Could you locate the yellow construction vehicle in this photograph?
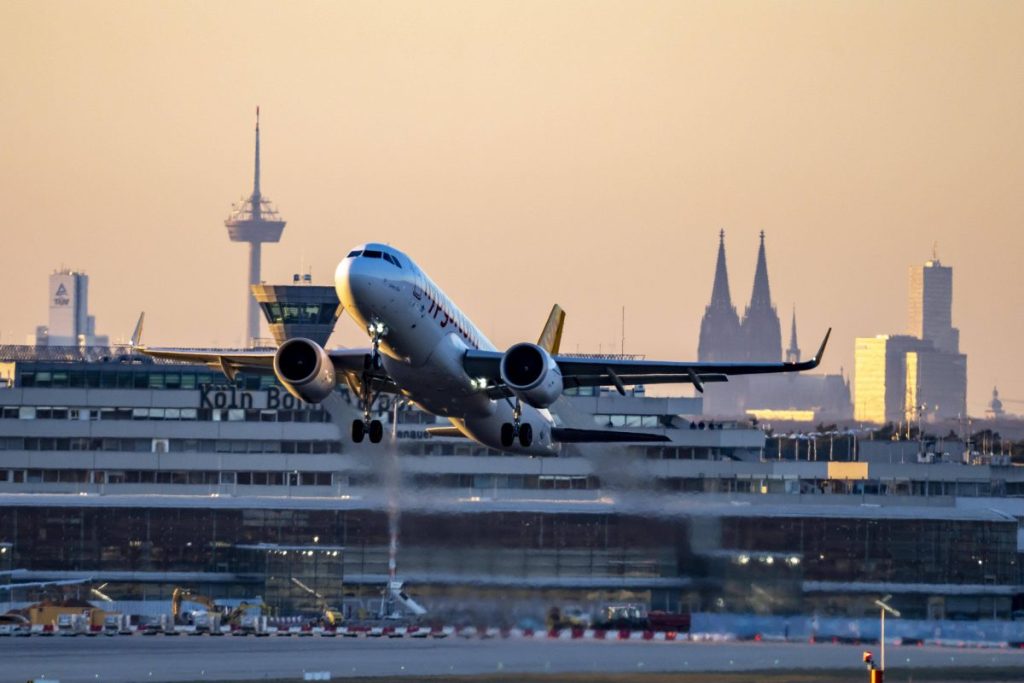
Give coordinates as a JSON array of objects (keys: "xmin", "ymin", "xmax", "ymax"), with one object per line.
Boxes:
[
  {"xmin": 321, "ymin": 606, "xmax": 344, "ymax": 627},
  {"xmin": 288, "ymin": 577, "xmax": 344, "ymax": 628},
  {"xmin": 171, "ymin": 587, "xmax": 220, "ymax": 631},
  {"xmin": 223, "ymin": 600, "xmax": 270, "ymax": 634}
]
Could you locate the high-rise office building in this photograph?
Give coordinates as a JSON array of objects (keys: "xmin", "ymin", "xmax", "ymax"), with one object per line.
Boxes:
[
  {"xmin": 855, "ymin": 258, "xmax": 967, "ymax": 424},
  {"xmin": 854, "ymin": 335, "xmax": 928, "ymax": 424},
  {"xmin": 36, "ymin": 269, "xmax": 108, "ymax": 347},
  {"xmin": 909, "ymin": 260, "xmax": 959, "ymax": 354}
]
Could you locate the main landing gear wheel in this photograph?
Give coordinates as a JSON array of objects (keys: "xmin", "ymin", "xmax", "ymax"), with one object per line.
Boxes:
[
  {"xmin": 368, "ymin": 419, "xmax": 384, "ymax": 443},
  {"xmin": 500, "ymin": 397, "xmax": 531, "ymax": 449},
  {"xmin": 500, "ymin": 423, "xmax": 515, "ymax": 448},
  {"xmin": 518, "ymin": 423, "xmax": 533, "ymax": 448},
  {"xmin": 352, "ymin": 419, "xmax": 384, "ymax": 444}
]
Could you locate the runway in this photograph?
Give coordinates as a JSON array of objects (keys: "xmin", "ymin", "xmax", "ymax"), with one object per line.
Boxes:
[{"xmin": 3, "ymin": 635, "xmax": 1023, "ymax": 683}]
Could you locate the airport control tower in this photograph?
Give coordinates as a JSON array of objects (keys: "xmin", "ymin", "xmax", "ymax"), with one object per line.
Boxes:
[{"xmin": 225, "ymin": 108, "xmax": 286, "ymax": 347}]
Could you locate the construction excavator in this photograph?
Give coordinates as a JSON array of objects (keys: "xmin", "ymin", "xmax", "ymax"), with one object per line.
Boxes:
[
  {"xmin": 289, "ymin": 577, "xmax": 344, "ymax": 629},
  {"xmin": 171, "ymin": 587, "xmax": 220, "ymax": 632},
  {"xmin": 223, "ymin": 600, "xmax": 270, "ymax": 634}
]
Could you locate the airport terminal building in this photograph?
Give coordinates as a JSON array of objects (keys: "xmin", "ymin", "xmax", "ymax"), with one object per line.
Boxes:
[{"xmin": 1, "ymin": 343, "xmax": 1022, "ymax": 624}]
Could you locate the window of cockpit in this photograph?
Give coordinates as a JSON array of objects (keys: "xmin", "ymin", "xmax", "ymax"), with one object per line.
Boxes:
[
  {"xmin": 363, "ymin": 250, "xmax": 383, "ymax": 259},
  {"xmin": 382, "ymin": 253, "xmax": 403, "ymax": 268},
  {"xmin": 347, "ymin": 250, "xmax": 363, "ymax": 258}
]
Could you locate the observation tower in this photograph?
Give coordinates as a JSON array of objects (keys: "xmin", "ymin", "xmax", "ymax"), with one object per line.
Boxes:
[{"xmin": 225, "ymin": 108, "xmax": 286, "ymax": 346}]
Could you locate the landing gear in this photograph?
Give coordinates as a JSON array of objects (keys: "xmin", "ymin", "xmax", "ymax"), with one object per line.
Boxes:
[
  {"xmin": 500, "ymin": 399, "xmax": 533, "ymax": 448},
  {"xmin": 353, "ymin": 321, "xmax": 388, "ymax": 446},
  {"xmin": 500, "ymin": 423, "xmax": 515, "ymax": 448},
  {"xmin": 368, "ymin": 419, "xmax": 384, "ymax": 443},
  {"xmin": 518, "ymin": 423, "xmax": 533, "ymax": 448},
  {"xmin": 351, "ymin": 418, "xmax": 384, "ymax": 444}
]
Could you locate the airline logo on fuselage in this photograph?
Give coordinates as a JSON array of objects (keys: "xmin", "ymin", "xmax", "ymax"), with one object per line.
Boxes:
[{"xmin": 425, "ymin": 291, "xmax": 478, "ymax": 349}]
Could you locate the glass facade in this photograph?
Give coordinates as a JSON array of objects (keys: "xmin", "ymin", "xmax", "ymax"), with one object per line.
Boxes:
[
  {"xmin": 0, "ymin": 506, "xmax": 1017, "ymax": 619},
  {"xmin": 19, "ymin": 366, "xmax": 277, "ymax": 391}
]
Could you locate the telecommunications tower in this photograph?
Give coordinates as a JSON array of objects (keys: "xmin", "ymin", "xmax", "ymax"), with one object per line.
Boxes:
[{"xmin": 224, "ymin": 107, "xmax": 286, "ymax": 346}]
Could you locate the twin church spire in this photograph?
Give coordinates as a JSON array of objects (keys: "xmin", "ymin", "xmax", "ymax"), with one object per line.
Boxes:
[
  {"xmin": 748, "ymin": 231, "xmax": 773, "ymax": 310},
  {"xmin": 708, "ymin": 230, "xmax": 735, "ymax": 311},
  {"xmin": 698, "ymin": 231, "xmax": 784, "ymax": 363}
]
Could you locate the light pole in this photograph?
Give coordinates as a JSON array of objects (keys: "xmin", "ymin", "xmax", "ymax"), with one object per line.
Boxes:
[{"xmin": 874, "ymin": 594, "xmax": 901, "ymax": 680}]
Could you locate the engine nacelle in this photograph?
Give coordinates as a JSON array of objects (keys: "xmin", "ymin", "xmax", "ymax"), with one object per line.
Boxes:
[
  {"xmin": 499, "ymin": 342, "xmax": 563, "ymax": 408},
  {"xmin": 273, "ymin": 338, "xmax": 337, "ymax": 403}
]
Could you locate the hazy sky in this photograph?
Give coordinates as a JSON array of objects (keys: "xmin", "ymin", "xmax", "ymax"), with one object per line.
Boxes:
[{"xmin": 2, "ymin": 1, "xmax": 1022, "ymax": 415}]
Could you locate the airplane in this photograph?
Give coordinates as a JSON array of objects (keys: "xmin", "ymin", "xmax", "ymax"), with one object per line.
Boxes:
[{"xmin": 142, "ymin": 243, "xmax": 830, "ymax": 456}]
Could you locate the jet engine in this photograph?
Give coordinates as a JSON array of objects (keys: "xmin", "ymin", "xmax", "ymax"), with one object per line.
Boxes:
[
  {"xmin": 499, "ymin": 342, "xmax": 563, "ymax": 408},
  {"xmin": 273, "ymin": 338, "xmax": 337, "ymax": 403}
]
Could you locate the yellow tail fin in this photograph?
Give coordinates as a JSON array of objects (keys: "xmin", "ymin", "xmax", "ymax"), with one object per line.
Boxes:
[{"xmin": 537, "ymin": 305, "xmax": 566, "ymax": 354}]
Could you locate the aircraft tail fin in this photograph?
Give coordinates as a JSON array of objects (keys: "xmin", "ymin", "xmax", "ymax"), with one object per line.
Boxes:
[
  {"xmin": 130, "ymin": 312, "xmax": 145, "ymax": 348},
  {"xmin": 537, "ymin": 305, "xmax": 566, "ymax": 354}
]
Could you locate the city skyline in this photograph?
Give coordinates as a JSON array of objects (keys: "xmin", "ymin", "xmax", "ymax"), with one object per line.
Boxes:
[{"xmin": 2, "ymin": 1, "xmax": 1022, "ymax": 414}]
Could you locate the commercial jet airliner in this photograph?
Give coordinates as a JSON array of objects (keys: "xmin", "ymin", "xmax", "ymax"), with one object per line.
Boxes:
[{"xmin": 143, "ymin": 243, "xmax": 829, "ymax": 456}]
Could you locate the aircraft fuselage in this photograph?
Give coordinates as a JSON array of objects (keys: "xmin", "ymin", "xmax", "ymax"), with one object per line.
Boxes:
[{"xmin": 336, "ymin": 243, "xmax": 559, "ymax": 455}]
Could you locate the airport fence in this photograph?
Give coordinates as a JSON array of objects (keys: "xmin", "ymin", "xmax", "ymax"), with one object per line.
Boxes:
[{"xmin": 690, "ymin": 612, "xmax": 1024, "ymax": 646}]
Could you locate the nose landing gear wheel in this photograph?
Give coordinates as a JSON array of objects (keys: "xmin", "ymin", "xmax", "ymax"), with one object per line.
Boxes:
[
  {"xmin": 500, "ymin": 423, "xmax": 515, "ymax": 448},
  {"xmin": 518, "ymin": 423, "xmax": 533, "ymax": 448},
  {"xmin": 368, "ymin": 419, "xmax": 384, "ymax": 443},
  {"xmin": 352, "ymin": 420, "xmax": 366, "ymax": 443}
]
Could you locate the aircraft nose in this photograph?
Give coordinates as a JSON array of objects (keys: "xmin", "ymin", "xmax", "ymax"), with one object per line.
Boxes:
[{"xmin": 335, "ymin": 255, "xmax": 377, "ymax": 319}]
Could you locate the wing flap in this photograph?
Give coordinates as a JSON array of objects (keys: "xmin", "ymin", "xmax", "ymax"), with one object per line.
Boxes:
[
  {"xmin": 551, "ymin": 428, "xmax": 670, "ymax": 443},
  {"xmin": 561, "ymin": 373, "xmax": 729, "ymax": 389},
  {"xmin": 425, "ymin": 426, "xmax": 468, "ymax": 438}
]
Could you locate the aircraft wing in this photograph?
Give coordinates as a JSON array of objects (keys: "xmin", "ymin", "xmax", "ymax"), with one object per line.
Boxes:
[
  {"xmin": 465, "ymin": 329, "xmax": 830, "ymax": 394},
  {"xmin": 140, "ymin": 347, "xmax": 373, "ymax": 381}
]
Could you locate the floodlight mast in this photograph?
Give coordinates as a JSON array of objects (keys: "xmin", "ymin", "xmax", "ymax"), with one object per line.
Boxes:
[{"xmin": 873, "ymin": 594, "xmax": 901, "ymax": 676}]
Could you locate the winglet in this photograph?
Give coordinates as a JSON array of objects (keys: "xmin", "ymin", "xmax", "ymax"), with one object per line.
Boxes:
[
  {"xmin": 810, "ymin": 328, "xmax": 831, "ymax": 366},
  {"xmin": 129, "ymin": 312, "xmax": 145, "ymax": 348},
  {"xmin": 537, "ymin": 304, "xmax": 566, "ymax": 354}
]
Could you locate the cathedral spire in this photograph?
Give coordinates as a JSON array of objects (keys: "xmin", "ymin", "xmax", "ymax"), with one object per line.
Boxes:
[
  {"xmin": 741, "ymin": 231, "xmax": 782, "ymax": 362},
  {"xmin": 786, "ymin": 306, "xmax": 801, "ymax": 363},
  {"xmin": 748, "ymin": 230, "xmax": 773, "ymax": 310},
  {"xmin": 709, "ymin": 229, "xmax": 734, "ymax": 309},
  {"xmin": 698, "ymin": 230, "xmax": 741, "ymax": 363}
]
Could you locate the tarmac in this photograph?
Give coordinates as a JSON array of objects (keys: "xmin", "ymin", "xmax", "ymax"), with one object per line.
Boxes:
[{"xmin": 3, "ymin": 634, "xmax": 1024, "ymax": 683}]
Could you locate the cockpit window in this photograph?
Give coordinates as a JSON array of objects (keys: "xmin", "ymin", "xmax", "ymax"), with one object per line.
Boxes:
[
  {"xmin": 347, "ymin": 250, "xmax": 363, "ymax": 258},
  {"xmin": 389, "ymin": 254, "xmax": 403, "ymax": 269},
  {"xmin": 382, "ymin": 253, "xmax": 403, "ymax": 268},
  {"xmin": 363, "ymin": 250, "xmax": 383, "ymax": 259}
]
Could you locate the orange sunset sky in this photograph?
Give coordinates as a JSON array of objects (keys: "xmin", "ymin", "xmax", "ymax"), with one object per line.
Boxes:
[{"xmin": 1, "ymin": 1, "xmax": 1022, "ymax": 415}]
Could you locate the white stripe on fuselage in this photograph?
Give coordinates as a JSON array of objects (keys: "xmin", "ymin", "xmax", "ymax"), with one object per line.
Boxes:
[{"xmin": 335, "ymin": 243, "xmax": 558, "ymax": 455}]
